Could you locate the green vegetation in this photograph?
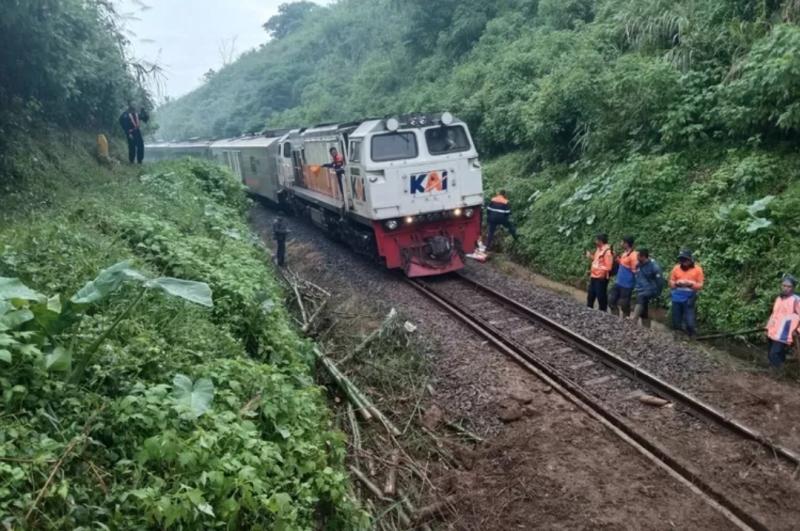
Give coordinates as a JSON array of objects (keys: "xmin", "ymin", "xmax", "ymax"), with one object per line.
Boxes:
[
  {"xmin": 159, "ymin": 0, "xmax": 800, "ymax": 332},
  {"xmin": 0, "ymin": 134, "xmax": 366, "ymax": 529}
]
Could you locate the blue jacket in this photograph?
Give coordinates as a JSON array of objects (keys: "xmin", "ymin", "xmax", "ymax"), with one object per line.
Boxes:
[{"xmin": 635, "ymin": 259, "xmax": 664, "ymax": 297}]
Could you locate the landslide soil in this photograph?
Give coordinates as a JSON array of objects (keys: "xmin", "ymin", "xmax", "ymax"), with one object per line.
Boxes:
[{"xmin": 250, "ymin": 205, "xmax": 741, "ymax": 529}]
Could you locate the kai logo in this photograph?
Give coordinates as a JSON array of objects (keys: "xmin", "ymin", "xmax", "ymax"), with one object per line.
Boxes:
[{"xmin": 410, "ymin": 170, "xmax": 448, "ymax": 195}]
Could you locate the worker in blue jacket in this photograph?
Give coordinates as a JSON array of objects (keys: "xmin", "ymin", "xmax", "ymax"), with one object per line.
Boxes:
[{"xmin": 633, "ymin": 248, "xmax": 664, "ymax": 328}]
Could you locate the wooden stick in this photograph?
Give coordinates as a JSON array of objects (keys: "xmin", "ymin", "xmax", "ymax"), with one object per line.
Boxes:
[
  {"xmin": 347, "ymin": 403, "xmax": 362, "ymax": 452},
  {"xmin": 290, "ymin": 281, "xmax": 308, "ymax": 325},
  {"xmin": 445, "ymin": 420, "xmax": 485, "ymax": 443},
  {"xmin": 695, "ymin": 327, "xmax": 764, "ymax": 341},
  {"xmin": 383, "ymin": 449, "xmax": 400, "ymax": 496},
  {"xmin": 26, "ymin": 406, "xmax": 104, "ymax": 522},
  {"xmin": 302, "ymin": 296, "xmax": 329, "ymax": 333},
  {"xmin": 314, "ymin": 349, "xmax": 373, "ymax": 421},
  {"xmin": 349, "ymin": 465, "xmax": 391, "ymax": 502}
]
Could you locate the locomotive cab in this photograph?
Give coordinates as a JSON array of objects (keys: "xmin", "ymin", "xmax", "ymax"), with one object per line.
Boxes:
[{"xmin": 347, "ymin": 113, "xmax": 484, "ymax": 276}]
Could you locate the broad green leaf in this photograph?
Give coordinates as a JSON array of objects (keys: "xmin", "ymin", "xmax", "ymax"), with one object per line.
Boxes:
[
  {"xmin": 172, "ymin": 374, "xmax": 214, "ymax": 418},
  {"xmin": 0, "ymin": 300, "xmax": 12, "ymax": 316},
  {"xmin": 0, "ymin": 309, "xmax": 34, "ymax": 329},
  {"xmin": 45, "ymin": 347, "xmax": 72, "ymax": 371},
  {"xmin": 0, "ymin": 349, "xmax": 11, "ymax": 363},
  {"xmin": 146, "ymin": 278, "xmax": 213, "ymax": 307},
  {"xmin": 0, "ymin": 334, "xmax": 18, "ymax": 347},
  {"xmin": 746, "ymin": 195, "xmax": 775, "ymax": 216},
  {"xmin": 196, "ymin": 502, "xmax": 215, "ymax": 517},
  {"xmin": 0, "ymin": 277, "xmax": 44, "ymax": 302},
  {"xmin": 746, "ymin": 217, "xmax": 772, "ymax": 233},
  {"xmin": 70, "ymin": 261, "xmax": 147, "ymax": 305}
]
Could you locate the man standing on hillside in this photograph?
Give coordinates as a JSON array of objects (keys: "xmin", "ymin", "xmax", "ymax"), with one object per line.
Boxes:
[
  {"xmin": 272, "ymin": 216, "xmax": 289, "ymax": 267},
  {"xmin": 609, "ymin": 236, "xmax": 638, "ymax": 317},
  {"xmin": 586, "ymin": 233, "xmax": 613, "ymax": 311},
  {"xmin": 669, "ymin": 249, "xmax": 704, "ymax": 337},
  {"xmin": 485, "ymin": 190, "xmax": 518, "ymax": 250},
  {"xmin": 765, "ymin": 275, "xmax": 800, "ymax": 371},
  {"xmin": 633, "ymin": 248, "xmax": 664, "ymax": 328},
  {"xmin": 119, "ymin": 104, "xmax": 145, "ymax": 164}
]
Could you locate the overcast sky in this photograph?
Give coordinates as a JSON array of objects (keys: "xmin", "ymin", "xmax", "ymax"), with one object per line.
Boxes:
[{"xmin": 119, "ymin": 0, "xmax": 331, "ymax": 101}]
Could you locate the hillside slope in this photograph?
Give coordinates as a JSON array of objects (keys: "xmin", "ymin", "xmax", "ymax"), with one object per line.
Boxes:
[{"xmin": 158, "ymin": 0, "xmax": 800, "ymax": 333}]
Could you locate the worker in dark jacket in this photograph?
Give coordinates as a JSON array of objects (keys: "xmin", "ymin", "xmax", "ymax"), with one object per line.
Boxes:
[
  {"xmin": 272, "ymin": 217, "xmax": 289, "ymax": 267},
  {"xmin": 485, "ymin": 190, "xmax": 517, "ymax": 250},
  {"xmin": 633, "ymin": 248, "xmax": 664, "ymax": 328},
  {"xmin": 119, "ymin": 104, "xmax": 145, "ymax": 164}
]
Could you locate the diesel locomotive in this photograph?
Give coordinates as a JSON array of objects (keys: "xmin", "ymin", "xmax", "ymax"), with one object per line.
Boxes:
[{"xmin": 147, "ymin": 112, "xmax": 484, "ymax": 277}]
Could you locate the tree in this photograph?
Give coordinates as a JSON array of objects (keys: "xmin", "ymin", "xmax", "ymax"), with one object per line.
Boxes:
[{"xmin": 263, "ymin": 2, "xmax": 317, "ymax": 40}]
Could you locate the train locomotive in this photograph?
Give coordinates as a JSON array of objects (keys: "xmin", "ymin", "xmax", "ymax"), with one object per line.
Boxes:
[{"xmin": 147, "ymin": 112, "xmax": 484, "ymax": 277}]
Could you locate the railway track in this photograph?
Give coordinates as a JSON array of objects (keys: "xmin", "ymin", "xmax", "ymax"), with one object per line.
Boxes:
[{"xmin": 408, "ymin": 273, "xmax": 800, "ymax": 531}]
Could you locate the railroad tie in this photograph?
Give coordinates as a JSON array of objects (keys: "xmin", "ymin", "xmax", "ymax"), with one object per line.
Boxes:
[
  {"xmin": 488, "ymin": 316, "xmax": 521, "ymax": 326},
  {"xmin": 524, "ymin": 336, "xmax": 552, "ymax": 349},
  {"xmin": 569, "ymin": 360, "xmax": 595, "ymax": 371},
  {"xmin": 512, "ymin": 324, "xmax": 537, "ymax": 335}
]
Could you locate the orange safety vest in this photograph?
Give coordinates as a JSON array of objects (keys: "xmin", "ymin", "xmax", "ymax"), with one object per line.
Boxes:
[
  {"xmin": 591, "ymin": 244, "xmax": 613, "ymax": 279},
  {"xmin": 767, "ymin": 295, "xmax": 800, "ymax": 345},
  {"xmin": 669, "ymin": 264, "xmax": 704, "ymax": 291}
]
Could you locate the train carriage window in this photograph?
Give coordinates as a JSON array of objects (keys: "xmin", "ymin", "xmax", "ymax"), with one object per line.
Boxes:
[
  {"xmin": 371, "ymin": 132, "xmax": 418, "ymax": 162},
  {"xmin": 349, "ymin": 141, "xmax": 361, "ymax": 163},
  {"xmin": 425, "ymin": 125, "xmax": 470, "ymax": 155}
]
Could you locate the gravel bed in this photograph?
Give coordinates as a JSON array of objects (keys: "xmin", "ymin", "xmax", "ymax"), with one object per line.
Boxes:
[{"xmin": 462, "ymin": 261, "xmax": 721, "ymax": 391}]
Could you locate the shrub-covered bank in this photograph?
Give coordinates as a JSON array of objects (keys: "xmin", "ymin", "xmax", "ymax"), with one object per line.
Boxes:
[
  {"xmin": 0, "ymin": 133, "xmax": 366, "ymax": 529},
  {"xmin": 484, "ymin": 149, "xmax": 800, "ymax": 333}
]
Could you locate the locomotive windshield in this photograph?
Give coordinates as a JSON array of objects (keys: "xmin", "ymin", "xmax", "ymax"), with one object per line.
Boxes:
[
  {"xmin": 425, "ymin": 125, "xmax": 471, "ymax": 155},
  {"xmin": 371, "ymin": 132, "xmax": 418, "ymax": 162}
]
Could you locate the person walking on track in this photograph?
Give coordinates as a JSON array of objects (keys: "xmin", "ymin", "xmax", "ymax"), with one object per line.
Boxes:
[
  {"xmin": 609, "ymin": 236, "xmax": 638, "ymax": 317},
  {"xmin": 633, "ymin": 248, "xmax": 664, "ymax": 328},
  {"xmin": 119, "ymin": 104, "xmax": 145, "ymax": 164},
  {"xmin": 272, "ymin": 216, "xmax": 289, "ymax": 267},
  {"xmin": 586, "ymin": 233, "xmax": 613, "ymax": 311},
  {"xmin": 765, "ymin": 274, "xmax": 800, "ymax": 371},
  {"xmin": 485, "ymin": 190, "xmax": 517, "ymax": 250},
  {"xmin": 669, "ymin": 248, "xmax": 704, "ymax": 337}
]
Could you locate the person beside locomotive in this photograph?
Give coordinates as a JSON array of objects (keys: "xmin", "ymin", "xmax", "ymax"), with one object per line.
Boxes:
[
  {"xmin": 585, "ymin": 233, "xmax": 614, "ymax": 311},
  {"xmin": 609, "ymin": 236, "xmax": 638, "ymax": 318},
  {"xmin": 485, "ymin": 190, "xmax": 518, "ymax": 250}
]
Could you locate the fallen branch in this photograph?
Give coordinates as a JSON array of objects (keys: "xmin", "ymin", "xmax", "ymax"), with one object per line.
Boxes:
[
  {"xmin": 695, "ymin": 327, "xmax": 764, "ymax": 341},
  {"xmin": 347, "ymin": 403, "xmax": 362, "ymax": 453},
  {"xmin": 314, "ymin": 348, "xmax": 373, "ymax": 421},
  {"xmin": 350, "ymin": 465, "xmax": 391, "ymax": 502},
  {"xmin": 413, "ymin": 496, "xmax": 459, "ymax": 524},
  {"xmin": 445, "ymin": 420, "xmax": 485, "ymax": 443},
  {"xmin": 290, "ymin": 281, "xmax": 308, "ymax": 326},
  {"xmin": 383, "ymin": 449, "xmax": 400, "ymax": 496},
  {"xmin": 26, "ymin": 406, "xmax": 104, "ymax": 522},
  {"xmin": 302, "ymin": 296, "xmax": 329, "ymax": 333},
  {"xmin": 340, "ymin": 308, "xmax": 398, "ymax": 365}
]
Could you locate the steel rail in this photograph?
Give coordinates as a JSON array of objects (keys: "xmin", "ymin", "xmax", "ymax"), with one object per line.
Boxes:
[
  {"xmin": 455, "ymin": 273, "xmax": 800, "ymax": 467},
  {"xmin": 406, "ymin": 277, "xmax": 769, "ymax": 531}
]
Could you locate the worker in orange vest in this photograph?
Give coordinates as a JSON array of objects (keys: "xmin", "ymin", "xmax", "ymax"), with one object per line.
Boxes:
[
  {"xmin": 609, "ymin": 235, "xmax": 638, "ymax": 317},
  {"xmin": 324, "ymin": 147, "xmax": 346, "ymax": 198},
  {"xmin": 765, "ymin": 275, "xmax": 800, "ymax": 370},
  {"xmin": 585, "ymin": 233, "xmax": 613, "ymax": 311},
  {"xmin": 669, "ymin": 249, "xmax": 704, "ymax": 336},
  {"xmin": 485, "ymin": 190, "xmax": 517, "ymax": 250}
]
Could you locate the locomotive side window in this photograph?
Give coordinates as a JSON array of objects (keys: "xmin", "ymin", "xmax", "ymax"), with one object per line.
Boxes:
[
  {"xmin": 371, "ymin": 132, "xmax": 418, "ymax": 162},
  {"xmin": 282, "ymin": 142, "xmax": 292, "ymax": 158},
  {"xmin": 349, "ymin": 140, "xmax": 361, "ymax": 163},
  {"xmin": 425, "ymin": 125, "xmax": 470, "ymax": 155}
]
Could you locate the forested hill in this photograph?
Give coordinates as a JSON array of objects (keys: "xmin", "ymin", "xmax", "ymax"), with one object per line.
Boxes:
[
  {"xmin": 158, "ymin": 0, "xmax": 800, "ymax": 156},
  {"xmin": 159, "ymin": 0, "xmax": 800, "ymax": 333}
]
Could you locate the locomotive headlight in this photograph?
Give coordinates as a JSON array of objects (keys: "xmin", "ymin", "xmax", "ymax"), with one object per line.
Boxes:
[
  {"xmin": 404, "ymin": 216, "xmax": 414, "ymax": 225},
  {"xmin": 464, "ymin": 208, "xmax": 475, "ymax": 218},
  {"xmin": 440, "ymin": 112, "xmax": 454, "ymax": 126},
  {"xmin": 453, "ymin": 208, "xmax": 463, "ymax": 217},
  {"xmin": 385, "ymin": 219, "xmax": 399, "ymax": 231}
]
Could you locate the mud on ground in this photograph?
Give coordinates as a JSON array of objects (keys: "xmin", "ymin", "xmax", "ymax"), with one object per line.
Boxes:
[{"xmin": 249, "ymin": 204, "xmax": 773, "ymax": 529}]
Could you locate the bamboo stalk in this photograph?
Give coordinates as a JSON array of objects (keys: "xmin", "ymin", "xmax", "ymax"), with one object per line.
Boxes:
[
  {"xmin": 314, "ymin": 349, "xmax": 373, "ymax": 421},
  {"xmin": 383, "ymin": 449, "xmax": 400, "ymax": 496},
  {"xmin": 349, "ymin": 465, "xmax": 390, "ymax": 502},
  {"xmin": 445, "ymin": 420, "xmax": 485, "ymax": 443},
  {"xmin": 302, "ymin": 296, "xmax": 329, "ymax": 333}
]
